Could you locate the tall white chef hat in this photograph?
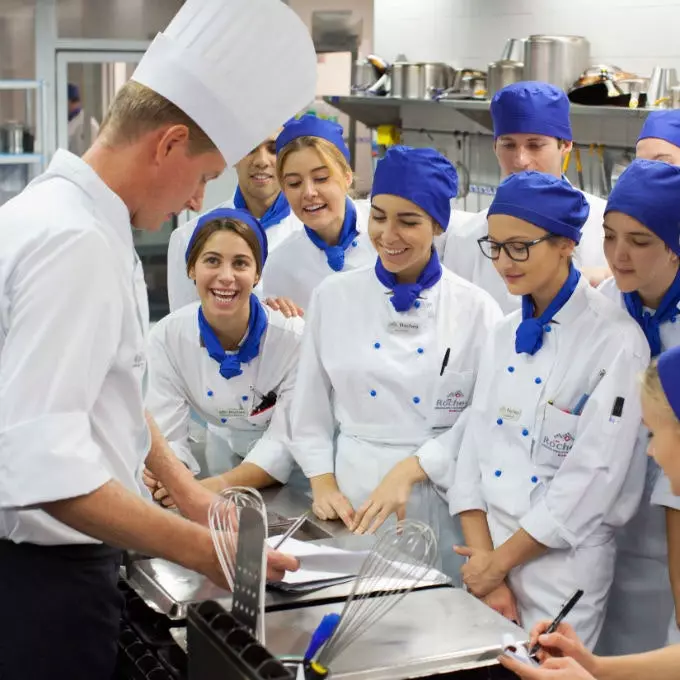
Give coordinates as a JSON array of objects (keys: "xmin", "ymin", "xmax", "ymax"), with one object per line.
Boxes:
[{"xmin": 131, "ymin": 0, "xmax": 316, "ymax": 166}]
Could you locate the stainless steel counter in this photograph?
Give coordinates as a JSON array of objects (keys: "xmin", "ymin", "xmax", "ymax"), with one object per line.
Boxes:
[
  {"xmin": 123, "ymin": 485, "xmax": 369, "ymax": 619},
  {"xmin": 266, "ymin": 586, "xmax": 526, "ymax": 679}
]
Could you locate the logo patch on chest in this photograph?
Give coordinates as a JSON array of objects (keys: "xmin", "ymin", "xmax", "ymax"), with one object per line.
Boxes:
[
  {"xmin": 435, "ymin": 390, "xmax": 468, "ymax": 413},
  {"xmin": 541, "ymin": 431, "xmax": 575, "ymax": 457}
]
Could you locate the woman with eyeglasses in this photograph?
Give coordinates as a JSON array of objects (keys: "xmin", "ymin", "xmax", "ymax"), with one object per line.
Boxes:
[{"xmin": 449, "ymin": 171, "xmax": 650, "ymax": 646}]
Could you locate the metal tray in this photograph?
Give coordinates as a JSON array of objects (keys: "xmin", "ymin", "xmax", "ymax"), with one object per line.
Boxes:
[{"xmin": 266, "ymin": 587, "xmax": 527, "ymax": 680}]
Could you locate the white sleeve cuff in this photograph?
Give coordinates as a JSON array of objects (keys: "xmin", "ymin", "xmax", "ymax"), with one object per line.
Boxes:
[
  {"xmin": 447, "ymin": 488, "xmax": 486, "ymax": 517},
  {"xmin": 651, "ymin": 472, "xmax": 680, "ymax": 510},
  {"xmin": 0, "ymin": 413, "xmax": 112, "ymax": 507},
  {"xmin": 244, "ymin": 439, "xmax": 294, "ymax": 484},
  {"xmin": 416, "ymin": 439, "xmax": 449, "ymax": 488},
  {"xmin": 520, "ymin": 498, "xmax": 573, "ymax": 549}
]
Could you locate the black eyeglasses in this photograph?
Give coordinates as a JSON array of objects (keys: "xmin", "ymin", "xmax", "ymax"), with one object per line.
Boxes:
[{"xmin": 477, "ymin": 234, "xmax": 553, "ymax": 262}]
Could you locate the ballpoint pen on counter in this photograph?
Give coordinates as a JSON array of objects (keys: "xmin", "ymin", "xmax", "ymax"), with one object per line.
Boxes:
[
  {"xmin": 529, "ymin": 588, "xmax": 584, "ymax": 656},
  {"xmin": 272, "ymin": 509, "xmax": 312, "ymax": 550},
  {"xmin": 571, "ymin": 369, "xmax": 606, "ymax": 415}
]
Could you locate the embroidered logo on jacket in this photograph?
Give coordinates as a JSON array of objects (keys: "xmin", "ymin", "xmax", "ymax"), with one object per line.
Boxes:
[
  {"xmin": 435, "ymin": 390, "xmax": 468, "ymax": 413},
  {"xmin": 541, "ymin": 431, "xmax": 575, "ymax": 457}
]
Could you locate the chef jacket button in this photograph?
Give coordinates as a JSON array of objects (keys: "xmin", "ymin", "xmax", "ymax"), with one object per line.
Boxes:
[
  {"xmin": 522, "ymin": 428, "xmax": 529, "ymax": 437},
  {"xmin": 413, "ymin": 396, "xmax": 421, "ymax": 404},
  {"xmin": 207, "ymin": 390, "xmax": 214, "ymax": 397},
  {"xmin": 496, "ymin": 418, "xmax": 503, "ymax": 425},
  {"xmin": 414, "ymin": 300, "xmax": 421, "ymax": 308},
  {"xmin": 643, "ymin": 311, "xmax": 651, "ymax": 319},
  {"xmin": 507, "ymin": 366, "xmax": 515, "ymax": 373},
  {"xmin": 544, "ymin": 325, "xmax": 552, "ymax": 332},
  {"xmin": 417, "ymin": 347, "xmax": 424, "ymax": 354},
  {"xmin": 535, "ymin": 377, "xmax": 542, "ymax": 385},
  {"xmin": 374, "ymin": 342, "xmax": 381, "ymax": 349},
  {"xmin": 494, "ymin": 469, "xmax": 502, "ymax": 477},
  {"xmin": 370, "ymin": 390, "xmax": 377, "ymax": 397},
  {"xmin": 531, "ymin": 475, "xmax": 539, "ymax": 484},
  {"xmin": 221, "ymin": 418, "xmax": 227, "ymax": 424},
  {"xmin": 352, "ymin": 240, "xmax": 358, "ymax": 247}
]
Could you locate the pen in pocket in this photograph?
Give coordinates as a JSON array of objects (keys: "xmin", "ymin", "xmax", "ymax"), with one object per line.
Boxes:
[{"xmin": 570, "ymin": 369, "xmax": 607, "ymax": 415}]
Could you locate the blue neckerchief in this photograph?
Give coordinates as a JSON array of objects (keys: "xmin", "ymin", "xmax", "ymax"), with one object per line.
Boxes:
[
  {"xmin": 198, "ymin": 295, "xmax": 268, "ymax": 379},
  {"xmin": 516, "ymin": 263, "xmax": 581, "ymax": 356},
  {"xmin": 68, "ymin": 107, "xmax": 81, "ymax": 122},
  {"xmin": 233, "ymin": 187, "xmax": 291, "ymax": 230},
  {"xmin": 623, "ymin": 269, "xmax": 680, "ymax": 357},
  {"xmin": 374, "ymin": 249, "xmax": 443, "ymax": 312},
  {"xmin": 304, "ymin": 197, "xmax": 358, "ymax": 272}
]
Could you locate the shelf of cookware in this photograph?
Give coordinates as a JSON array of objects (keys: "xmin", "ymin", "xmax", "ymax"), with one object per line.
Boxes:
[{"xmin": 323, "ymin": 94, "xmax": 654, "ymax": 132}]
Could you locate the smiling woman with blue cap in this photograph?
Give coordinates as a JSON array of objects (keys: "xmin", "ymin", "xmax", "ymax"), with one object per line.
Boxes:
[
  {"xmin": 595, "ymin": 159, "xmax": 680, "ymax": 655},
  {"xmin": 261, "ymin": 114, "xmax": 375, "ymax": 310},
  {"xmin": 442, "ymin": 81, "xmax": 609, "ymax": 313},
  {"xmin": 288, "ymin": 146, "xmax": 502, "ymax": 579},
  {"xmin": 144, "ymin": 207, "xmax": 307, "ymax": 502},
  {"xmin": 450, "ymin": 171, "xmax": 649, "ymax": 646}
]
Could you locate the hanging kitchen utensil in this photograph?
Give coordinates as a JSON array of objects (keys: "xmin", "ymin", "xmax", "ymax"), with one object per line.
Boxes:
[
  {"xmin": 307, "ymin": 519, "xmax": 438, "ymax": 677},
  {"xmin": 574, "ymin": 147, "xmax": 585, "ymax": 191}
]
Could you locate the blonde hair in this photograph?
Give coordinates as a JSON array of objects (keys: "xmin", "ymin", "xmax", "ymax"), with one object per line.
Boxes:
[
  {"xmin": 276, "ymin": 136, "xmax": 353, "ymax": 192},
  {"xmin": 641, "ymin": 360, "xmax": 680, "ymax": 425},
  {"xmin": 99, "ymin": 81, "xmax": 216, "ymax": 155}
]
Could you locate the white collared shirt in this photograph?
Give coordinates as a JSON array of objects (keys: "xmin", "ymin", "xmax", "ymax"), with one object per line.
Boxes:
[{"xmin": 0, "ymin": 150, "xmax": 150, "ymax": 545}]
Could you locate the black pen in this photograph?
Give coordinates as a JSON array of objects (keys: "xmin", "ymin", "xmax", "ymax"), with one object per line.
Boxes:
[
  {"xmin": 609, "ymin": 396, "xmax": 625, "ymax": 422},
  {"xmin": 529, "ymin": 589, "xmax": 584, "ymax": 656},
  {"xmin": 439, "ymin": 347, "xmax": 451, "ymax": 376}
]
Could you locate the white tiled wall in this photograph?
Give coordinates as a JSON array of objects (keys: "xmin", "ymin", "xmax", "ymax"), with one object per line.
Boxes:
[{"xmin": 375, "ymin": 0, "xmax": 680, "ymax": 76}]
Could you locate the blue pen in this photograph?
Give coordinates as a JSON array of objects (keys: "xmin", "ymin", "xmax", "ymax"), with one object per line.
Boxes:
[
  {"xmin": 304, "ymin": 613, "xmax": 341, "ymax": 664},
  {"xmin": 571, "ymin": 369, "xmax": 606, "ymax": 415}
]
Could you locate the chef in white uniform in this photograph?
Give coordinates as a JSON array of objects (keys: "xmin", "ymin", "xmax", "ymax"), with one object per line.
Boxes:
[
  {"xmin": 450, "ymin": 171, "xmax": 649, "ymax": 648},
  {"xmin": 0, "ymin": 1, "xmax": 315, "ymax": 677},
  {"xmin": 290, "ymin": 146, "xmax": 502, "ymax": 578},
  {"xmin": 443, "ymin": 82, "xmax": 609, "ymax": 314},
  {"xmin": 500, "ymin": 346, "xmax": 680, "ymax": 680},
  {"xmin": 167, "ymin": 134, "xmax": 303, "ymax": 311},
  {"xmin": 262, "ymin": 115, "xmax": 375, "ymax": 310},
  {"xmin": 595, "ymin": 160, "xmax": 680, "ymax": 654},
  {"xmin": 146, "ymin": 207, "xmax": 305, "ymax": 496}
]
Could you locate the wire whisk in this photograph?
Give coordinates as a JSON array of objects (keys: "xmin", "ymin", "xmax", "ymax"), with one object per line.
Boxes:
[
  {"xmin": 207, "ymin": 486, "xmax": 267, "ymax": 591},
  {"xmin": 312, "ymin": 519, "xmax": 438, "ymax": 674}
]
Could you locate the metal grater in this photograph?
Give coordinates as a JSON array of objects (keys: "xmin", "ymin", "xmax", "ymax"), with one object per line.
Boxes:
[{"xmin": 231, "ymin": 505, "xmax": 267, "ymax": 642}]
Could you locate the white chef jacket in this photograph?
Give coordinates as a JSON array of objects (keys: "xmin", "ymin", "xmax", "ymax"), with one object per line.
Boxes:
[
  {"xmin": 442, "ymin": 190, "xmax": 607, "ymax": 314},
  {"xmin": 290, "ymin": 265, "xmax": 503, "ymax": 576},
  {"xmin": 450, "ymin": 276, "xmax": 650, "ymax": 647},
  {"xmin": 260, "ymin": 199, "xmax": 375, "ymax": 311},
  {"xmin": 0, "ymin": 150, "xmax": 150, "ymax": 545},
  {"xmin": 146, "ymin": 302, "xmax": 303, "ymax": 483},
  {"xmin": 433, "ymin": 208, "xmax": 476, "ymax": 259},
  {"xmin": 166, "ymin": 193, "xmax": 303, "ymax": 312},
  {"xmin": 596, "ymin": 277, "xmax": 680, "ymax": 653}
]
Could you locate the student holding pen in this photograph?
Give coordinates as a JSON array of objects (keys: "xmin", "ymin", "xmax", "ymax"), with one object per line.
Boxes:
[
  {"xmin": 449, "ymin": 171, "xmax": 649, "ymax": 647},
  {"xmin": 289, "ymin": 146, "xmax": 502, "ymax": 580},
  {"xmin": 596, "ymin": 159, "xmax": 680, "ymax": 655},
  {"xmin": 500, "ymin": 344, "xmax": 680, "ymax": 679}
]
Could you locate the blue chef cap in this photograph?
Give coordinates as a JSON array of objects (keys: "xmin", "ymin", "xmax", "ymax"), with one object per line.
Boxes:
[
  {"xmin": 637, "ymin": 110, "xmax": 680, "ymax": 149},
  {"xmin": 605, "ymin": 159, "xmax": 680, "ymax": 256},
  {"xmin": 275, "ymin": 114, "xmax": 350, "ymax": 161},
  {"xmin": 491, "ymin": 81, "xmax": 572, "ymax": 141},
  {"xmin": 370, "ymin": 146, "xmax": 459, "ymax": 230},
  {"xmin": 67, "ymin": 83, "xmax": 80, "ymax": 102},
  {"xmin": 185, "ymin": 207, "xmax": 269, "ymax": 268},
  {"xmin": 488, "ymin": 171, "xmax": 589, "ymax": 244},
  {"xmin": 658, "ymin": 345, "xmax": 680, "ymax": 422}
]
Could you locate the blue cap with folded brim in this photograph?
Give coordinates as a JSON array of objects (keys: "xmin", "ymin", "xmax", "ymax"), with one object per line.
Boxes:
[
  {"xmin": 637, "ymin": 110, "xmax": 680, "ymax": 149},
  {"xmin": 488, "ymin": 171, "xmax": 589, "ymax": 244},
  {"xmin": 275, "ymin": 113, "xmax": 350, "ymax": 161},
  {"xmin": 371, "ymin": 145, "xmax": 458, "ymax": 230},
  {"xmin": 491, "ymin": 81, "xmax": 572, "ymax": 141},
  {"xmin": 605, "ymin": 158, "xmax": 680, "ymax": 256},
  {"xmin": 185, "ymin": 207, "xmax": 268, "ymax": 268},
  {"xmin": 658, "ymin": 345, "xmax": 680, "ymax": 421}
]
